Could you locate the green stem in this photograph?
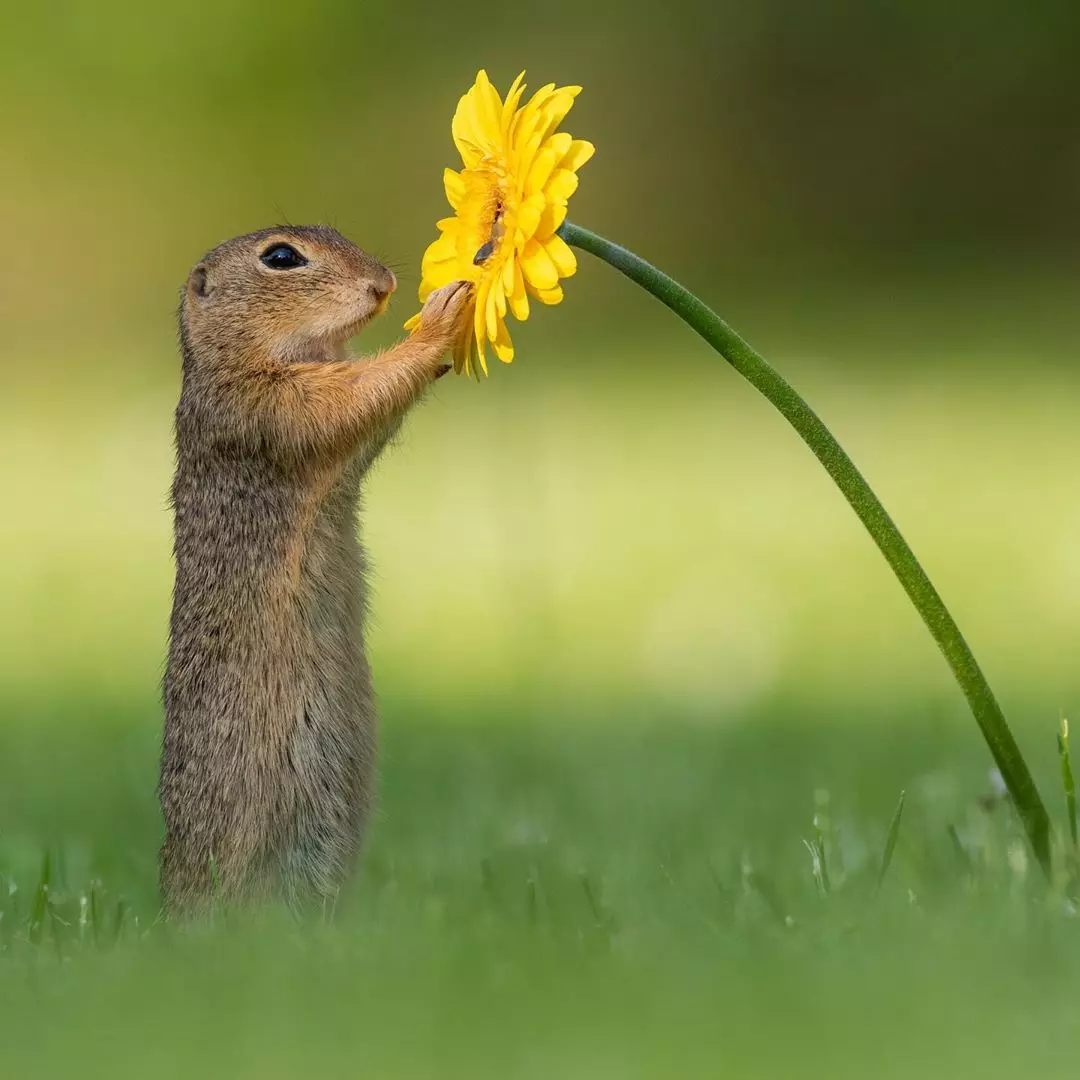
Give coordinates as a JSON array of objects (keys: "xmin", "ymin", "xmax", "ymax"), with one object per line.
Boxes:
[{"xmin": 560, "ymin": 220, "xmax": 1052, "ymax": 878}]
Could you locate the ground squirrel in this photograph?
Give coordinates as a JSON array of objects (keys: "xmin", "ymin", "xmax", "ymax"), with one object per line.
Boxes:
[{"xmin": 160, "ymin": 224, "xmax": 471, "ymax": 913}]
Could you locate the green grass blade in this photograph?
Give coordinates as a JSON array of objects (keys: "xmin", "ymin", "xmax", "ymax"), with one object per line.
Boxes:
[
  {"xmin": 876, "ymin": 790, "xmax": 906, "ymax": 892},
  {"xmin": 89, "ymin": 880, "xmax": 102, "ymax": 949},
  {"xmin": 112, "ymin": 899, "xmax": 128, "ymax": 946},
  {"xmin": 803, "ymin": 838, "xmax": 829, "ymax": 898},
  {"xmin": 946, "ymin": 823, "xmax": 974, "ymax": 879},
  {"xmin": 27, "ymin": 851, "xmax": 51, "ymax": 947},
  {"xmin": 812, "ymin": 792, "xmax": 833, "ymax": 894},
  {"xmin": 1058, "ymin": 717, "xmax": 1076, "ymax": 850}
]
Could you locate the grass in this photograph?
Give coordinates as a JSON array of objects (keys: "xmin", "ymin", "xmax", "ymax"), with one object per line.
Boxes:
[{"xmin": 2, "ymin": 694, "xmax": 1079, "ymax": 1077}]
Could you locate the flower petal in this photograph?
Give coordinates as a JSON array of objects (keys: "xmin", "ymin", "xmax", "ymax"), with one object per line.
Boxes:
[
  {"xmin": 473, "ymin": 280, "xmax": 490, "ymax": 374},
  {"xmin": 492, "ymin": 317, "xmax": 515, "ymax": 363},
  {"xmin": 545, "ymin": 168, "xmax": 579, "ymax": 202},
  {"xmin": 515, "ymin": 193, "xmax": 546, "ymax": 243},
  {"xmin": 485, "ymin": 281, "xmax": 501, "ymax": 340},
  {"xmin": 525, "ymin": 146, "xmax": 559, "ymax": 197},
  {"xmin": 543, "ymin": 131, "xmax": 573, "ymax": 165},
  {"xmin": 510, "ymin": 83, "xmax": 557, "ymax": 175},
  {"xmin": 491, "ymin": 273, "xmax": 507, "ymax": 320},
  {"xmin": 529, "ymin": 283, "xmax": 564, "ymax": 306},
  {"xmin": 459, "ymin": 325, "xmax": 474, "ymax": 376},
  {"xmin": 535, "ymin": 201, "xmax": 567, "ymax": 239},
  {"xmin": 420, "ymin": 231, "xmax": 461, "ymax": 288},
  {"xmin": 543, "ymin": 233, "xmax": 577, "ymax": 278},
  {"xmin": 510, "ymin": 82, "xmax": 556, "ymax": 144},
  {"xmin": 501, "ymin": 71, "xmax": 527, "ymax": 137},
  {"xmin": 503, "ymin": 257, "xmax": 529, "ymax": 322},
  {"xmin": 403, "ymin": 312, "xmax": 421, "ymax": 332},
  {"xmin": 443, "ymin": 168, "xmax": 466, "ymax": 210},
  {"xmin": 537, "ymin": 90, "xmax": 580, "ymax": 143},
  {"xmin": 520, "ymin": 239, "xmax": 559, "ymax": 291},
  {"xmin": 559, "ymin": 139, "xmax": 595, "ymax": 172},
  {"xmin": 419, "ymin": 265, "xmax": 458, "ymax": 295},
  {"xmin": 452, "ymin": 91, "xmax": 486, "ymax": 168},
  {"xmin": 473, "ymin": 69, "xmax": 503, "ymax": 141},
  {"xmin": 424, "ymin": 230, "xmax": 458, "ymax": 260},
  {"xmin": 452, "ymin": 300, "xmax": 474, "ymax": 373},
  {"xmin": 509, "ymin": 265, "xmax": 530, "ymax": 321},
  {"xmin": 513, "ymin": 132, "xmax": 544, "ymax": 189}
]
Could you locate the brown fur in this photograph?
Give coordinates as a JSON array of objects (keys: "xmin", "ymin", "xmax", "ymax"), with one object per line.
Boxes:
[{"xmin": 159, "ymin": 224, "xmax": 470, "ymax": 914}]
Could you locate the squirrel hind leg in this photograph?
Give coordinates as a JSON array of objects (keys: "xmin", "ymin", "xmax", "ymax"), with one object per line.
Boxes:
[{"xmin": 276, "ymin": 822, "xmax": 358, "ymax": 914}]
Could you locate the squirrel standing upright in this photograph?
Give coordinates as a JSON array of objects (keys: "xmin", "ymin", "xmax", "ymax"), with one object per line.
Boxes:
[{"xmin": 159, "ymin": 224, "xmax": 471, "ymax": 912}]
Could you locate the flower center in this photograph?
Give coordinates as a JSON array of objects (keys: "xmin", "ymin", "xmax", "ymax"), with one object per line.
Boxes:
[
  {"xmin": 460, "ymin": 163, "xmax": 513, "ymax": 270},
  {"xmin": 473, "ymin": 200, "xmax": 506, "ymax": 265}
]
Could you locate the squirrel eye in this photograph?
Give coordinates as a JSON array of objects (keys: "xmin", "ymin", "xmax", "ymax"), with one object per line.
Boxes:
[{"xmin": 260, "ymin": 243, "xmax": 308, "ymax": 270}]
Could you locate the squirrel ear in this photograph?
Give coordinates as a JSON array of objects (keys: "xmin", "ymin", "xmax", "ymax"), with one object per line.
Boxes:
[{"xmin": 190, "ymin": 265, "xmax": 210, "ymax": 300}]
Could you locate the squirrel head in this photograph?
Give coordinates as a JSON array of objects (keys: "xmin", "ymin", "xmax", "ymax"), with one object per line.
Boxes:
[{"xmin": 180, "ymin": 225, "xmax": 397, "ymax": 370}]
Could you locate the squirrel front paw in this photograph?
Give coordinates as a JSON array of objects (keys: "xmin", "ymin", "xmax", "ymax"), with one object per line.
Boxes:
[
  {"xmin": 416, "ymin": 280, "xmax": 474, "ymax": 339},
  {"xmin": 400, "ymin": 281, "xmax": 474, "ymax": 377}
]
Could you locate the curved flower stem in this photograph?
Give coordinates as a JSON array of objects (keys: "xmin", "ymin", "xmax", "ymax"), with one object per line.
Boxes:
[{"xmin": 560, "ymin": 219, "xmax": 1052, "ymax": 878}]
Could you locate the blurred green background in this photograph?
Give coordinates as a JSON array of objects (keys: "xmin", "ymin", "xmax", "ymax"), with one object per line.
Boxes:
[{"xmin": 2, "ymin": 1, "xmax": 1080, "ymax": 1075}]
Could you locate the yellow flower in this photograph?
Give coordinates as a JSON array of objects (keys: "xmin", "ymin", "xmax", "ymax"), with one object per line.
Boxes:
[{"xmin": 405, "ymin": 69, "xmax": 594, "ymax": 376}]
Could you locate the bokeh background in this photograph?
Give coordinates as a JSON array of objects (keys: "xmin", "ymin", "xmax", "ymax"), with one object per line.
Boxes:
[
  {"xmin": 2, "ymin": 2, "xmax": 1080, "ymax": 1074},
  {"xmin": 4, "ymin": 0, "xmax": 1079, "ymax": 728}
]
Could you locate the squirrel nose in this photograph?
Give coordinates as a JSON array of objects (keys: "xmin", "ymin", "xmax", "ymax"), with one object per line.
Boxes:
[{"xmin": 368, "ymin": 269, "xmax": 396, "ymax": 305}]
